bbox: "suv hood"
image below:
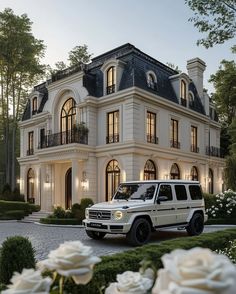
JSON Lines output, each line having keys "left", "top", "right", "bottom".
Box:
{"left": 89, "top": 200, "right": 150, "bottom": 210}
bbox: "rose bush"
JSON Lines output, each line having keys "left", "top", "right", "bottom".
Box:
{"left": 105, "top": 268, "right": 154, "bottom": 294}
{"left": 152, "top": 247, "right": 236, "bottom": 294}
{"left": 38, "top": 240, "right": 101, "bottom": 285}
{"left": 2, "top": 268, "right": 52, "bottom": 294}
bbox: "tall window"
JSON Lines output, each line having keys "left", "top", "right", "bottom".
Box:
{"left": 170, "top": 163, "right": 180, "bottom": 179}
{"left": 209, "top": 168, "right": 214, "bottom": 194}
{"left": 170, "top": 119, "right": 180, "bottom": 148}
{"left": 32, "top": 97, "right": 37, "bottom": 115}
{"left": 191, "top": 126, "right": 198, "bottom": 153}
{"left": 27, "top": 168, "right": 35, "bottom": 202}
{"left": 106, "top": 160, "right": 120, "bottom": 201}
{"left": 180, "top": 80, "right": 187, "bottom": 106}
{"left": 61, "top": 98, "right": 76, "bottom": 144}
{"left": 106, "top": 110, "right": 119, "bottom": 144}
{"left": 106, "top": 66, "right": 115, "bottom": 94}
{"left": 189, "top": 92, "right": 194, "bottom": 107}
{"left": 147, "top": 73, "right": 155, "bottom": 89}
{"left": 144, "top": 160, "right": 157, "bottom": 180}
{"left": 27, "top": 131, "right": 34, "bottom": 155}
{"left": 191, "top": 166, "right": 198, "bottom": 181}
{"left": 147, "top": 111, "right": 158, "bottom": 144}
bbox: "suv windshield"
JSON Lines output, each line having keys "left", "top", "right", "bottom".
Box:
{"left": 114, "top": 183, "right": 157, "bottom": 201}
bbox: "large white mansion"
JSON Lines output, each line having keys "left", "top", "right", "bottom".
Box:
{"left": 18, "top": 44, "right": 225, "bottom": 211}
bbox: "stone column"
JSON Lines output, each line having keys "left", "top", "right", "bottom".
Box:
{"left": 71, "top": 158, "right": 79, "bottom": 204}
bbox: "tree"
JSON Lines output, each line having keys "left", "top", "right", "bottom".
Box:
{"left": 209, "top": 60, "right": 236, "bottom": 126}
{"left": 186, "top": 0, "right": 236, "bottom": 48}
{"left": 0, "top": 8, "right": 45, "bottom": 189}
{"left": 68, "top": 44, "right": 92, "bottom": 66}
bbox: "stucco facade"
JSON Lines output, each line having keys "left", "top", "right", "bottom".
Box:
{"left": 18, "top": 44, "right": 225, "bottom": 211}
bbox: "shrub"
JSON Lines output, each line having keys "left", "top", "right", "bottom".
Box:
{"left": 0, "top": 236, "right": 36, "bottom": 284}
{"left": 40, "top": 218, "right": 81, "bottom": 225}
{"left": 203, "top": 193, "right": 216, "bottom": 210}
{"left": 79, "top": 198, "right": 94, "bottom": 220}
{"left": 206, "top": 218, "right": 236, "bottom": 225}
{"left": 51, "top": 206, "right": 66, "bottom": 218}
{"left": 216, "top": 240, "right": 236, "bottom": 263}
{"left": 4, "top": 210, "right": 25, "bottom": 220}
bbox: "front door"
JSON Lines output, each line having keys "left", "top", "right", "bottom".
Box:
{"left": 65, "top": 168, "right": 72, "bottom": 209}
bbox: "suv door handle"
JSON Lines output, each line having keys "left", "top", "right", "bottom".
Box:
{"left": 171, "top": 208, "right": 175, "bottom": 210}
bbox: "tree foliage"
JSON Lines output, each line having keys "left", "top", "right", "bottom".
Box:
{"left": 186, "top": 0, "right": 236, "bottom": 48}
{"left": 209, "top": 60, "right": 236, "bottom": 126}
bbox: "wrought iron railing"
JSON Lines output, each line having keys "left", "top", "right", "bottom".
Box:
{"left": 106, "top": 84, "right": 115, "bottom": 95}
{"left": 191, "top": 145, "right": 199, "bottom": 153}
{"left": 32, "top": 110, "right": 37, "bottom": 116}
{"left": 106, "top": 134, "right": 119, "bottom": 144}
{"left": 27, "top": 149, "right": 34, "bottom": 156}
{"left": 181, "top": 98, "right": 187, "bottom": 107}
{"left": 147, "top": 134, "right": 159, "bottom": 144}
{"left": 38, "top": 129, "right": 88, "bottom": 149}
{"left": 206, "top": 146, "right": 224, "bottom": 158}
{"left": 170, "top": 140, "right": 180, "bottom": 149}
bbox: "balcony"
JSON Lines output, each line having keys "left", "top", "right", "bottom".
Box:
{"left": 206, "top": 146, "right": 224, "bottom": 158}
{"left": 32, "top": 110, "right": 37, "bottom": 116}
{"left": 106, "top": 84, "right": 115, "bottom": 95}
{"left": 27, "top": 149, "right": 34, "bottom": 156}
{"left": 38, "top": 129, "right": 88, "bottom": 149}
{"left": 106, "top": 134, "right": 119, "bottom": 144}
{"left": 170, "top": 140, "right": 180, "bottom": 149}
{"left": 181, "top": 98, "right": 187, "bottom": 107}
{"left": 191, "top": 145, "right": 199, "bottom": 153}
{"left": 147, "top": 134, "right": 159, "bottom": 144}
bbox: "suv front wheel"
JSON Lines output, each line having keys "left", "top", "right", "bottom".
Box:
{"left": 186, "top": 213, "right": 204, "bottom": 236}
{"left": 126, "top": 218, "right": 151, "bottom": 246}
{"left": 86, "top": 230, "right": 106, "bottom": 240}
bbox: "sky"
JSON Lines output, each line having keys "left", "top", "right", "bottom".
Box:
{"left": 0, "top": 0, "right": 235, "bottom": 94}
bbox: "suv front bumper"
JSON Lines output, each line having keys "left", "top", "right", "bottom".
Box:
{"left": 83, "top": 219, "right": 131, "bottom": 234}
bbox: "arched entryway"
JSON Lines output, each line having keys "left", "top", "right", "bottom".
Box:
{"left": 209, "top": 168, "right": 214, "bottom": 194}
{"left": 106, "top": 160, "right": 120, "bottom": 201}
{"left": 191, "top": 166, "right": 199, "bottom": 181}
{"left": 170, "top": 163, "right": 180, "bottom": 179}
{"left": 65, "top": 168, "right": 72, "bottom": 209}
{"left": 27, "top": 168, "right": 35, "bottom": 203}
{"left": 144, "top": 160, "right": 157, "bottom": 180}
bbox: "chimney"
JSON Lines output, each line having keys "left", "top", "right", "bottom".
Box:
{"left": 186, "top": 58, "right": 206, "bottom": 101}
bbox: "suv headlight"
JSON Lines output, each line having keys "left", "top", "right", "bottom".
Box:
{"left": 85, "top": 209, "right": 89, "bottom": 219}
{"left": 114, "top": 210, "right": 123, "bottom": 220}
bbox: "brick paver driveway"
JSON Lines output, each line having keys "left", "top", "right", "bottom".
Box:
{"left": 0, "top": 222, "right": 234, "bottom": 260}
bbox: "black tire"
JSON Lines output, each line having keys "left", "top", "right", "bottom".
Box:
{"left": 86, "top": 230, "right": 106, "bottom": 240}
{"left": 126, "top": 218, "right": 151, "bottom": 246}
{"left": 186, "top": 213, "right": 204, "bottom": 236}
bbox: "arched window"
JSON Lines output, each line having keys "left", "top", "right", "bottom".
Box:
{"left": 27, "top": 168, "right": 35, "bottom": 202}
{"left": 209, "top": 168, "right": 214, "bottom": 194}
{"left": 180, "top": 80, "right": 187, "bottom": 106}
{"left": 32, "top": 97, "right": 37, "bottom": 115}
{"left": 170, "top": 163, "right": 180, "bottom": 179}
{"left": 60, "top": 98, "right": 76, "bottom": 144}
{"left": 106, "top": 160, "right": 120, "bottom": 201}
{"left": 147, "top": 73, "right": 156, "bottom": 89}
{"left": 106, "top": 66, "right": 115, "bottom": 94}
{"left": 144, "top": 160, "right": 157, "bottom": 180}
{"left": 191, "top": 166, "right": 198, "bottom": 181}
{"left": 189, "top": 92, "right": 194, "bottom": 107}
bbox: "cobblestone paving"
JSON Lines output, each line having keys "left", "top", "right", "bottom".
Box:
{"left": 0, "top": 222, "right": 234, "bottom": 261}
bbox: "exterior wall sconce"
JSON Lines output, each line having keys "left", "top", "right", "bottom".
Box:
{"left": 164, "top": 174, "right": 169, "bottom": 179}
{"left": 45, "top": 173, "right": 49, "bottom": 183}
{"left": 81, "top": 171, "right": 89, "bottom": 191}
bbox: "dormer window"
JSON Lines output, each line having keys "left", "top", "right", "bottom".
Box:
{"left": 32, "top": 97, "right": 37, "bottom": 115}
{"left": 106, "top": 66, "right": 115, "bottom": 95}
{"left": 146, "top": 71, "right": 157, "bottom": 90}
{"left": 180, "top": 80, "right": 187, "bottom": 107}
{"left": 189, "top": 92, "right": 194, "bottom": 108}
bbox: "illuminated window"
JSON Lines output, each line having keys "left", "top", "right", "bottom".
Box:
{"left": 191, "top": 126, "right": 198, "bottom": 153}
{"left": 106, "top": 110, "right": 119, "bottom": 144}
{"left": 170, "top": 119, "right": 180, "bottom": 148}
{"left": 191, "top": 166, "right": 198, "bottom": 181}
{"left": 106, "top": 66, "right": 115, "bottom": 94}
{"left": 170, "top": 163, "right": 180, "bottom": 179}
{"left": 180, "top": 80, "right": 187, "bottom": 106}
{"left": 144, "top": 160, "right": 156, "bottom": 180}
{"left": 209, "top": 168, "right": 214, "bottom": 194}
{"left": 147, "top": 111, "right": 158, "bottom": 144}
{"left": 60, "top": 98, "right": 76, "bottom": 144}
{"left": 32, "top": 97, "right": 37, "bottom": 115}
{"left": 27, "top": 131, "right": 34, "bottom": 155}
{"left": 106, "top": 160, "right": 120, "bottom": 201}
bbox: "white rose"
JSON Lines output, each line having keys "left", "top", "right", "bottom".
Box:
{"left": 37, "top": 240, "right": 101, "bottom": 285}
{"left": 2, "top": 268, "right": 52, "bottom": 294}
{"left": 152, "top": 247, "right": 236, "bottom": 294}
{"left": 105, "top": 268, "right": 154, "bottom": 294}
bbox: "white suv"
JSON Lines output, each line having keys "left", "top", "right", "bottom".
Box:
{"left": 83, "top": 180, "right": 207, "bottom": 246}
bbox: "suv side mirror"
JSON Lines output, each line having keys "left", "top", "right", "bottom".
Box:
{"left": 157, "top": 195, "right": 169, "bottom": 204}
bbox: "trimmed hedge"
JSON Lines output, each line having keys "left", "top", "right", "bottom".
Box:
{"left": 63, "top": 228, "right": 236, "bottom": 293}
{"left": 4, "top": 210, "right": 26, "bottom": 220}
{"left": 40, "top": 218, "right": 81, "bottom": 225}
{"left": 0, "top": 201, "right": 40, "bottom": 220}
{"left": 206, "top": 218, "right": 236, "bottom": 225}
{"left": 203, "top": 193, "right": 216, "bottom": 210}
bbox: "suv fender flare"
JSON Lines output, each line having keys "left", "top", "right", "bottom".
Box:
{"left": 187, "top": 209, "right": 204, "bottom": 223}
{"left": 128, "top": 214, "right": 153, "bottom": 229}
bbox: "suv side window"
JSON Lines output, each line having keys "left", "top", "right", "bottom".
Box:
{"left": 175, "top": 185, "right": 187, "bottom": 200}
{"left": 189, "top": 185, "right": 203, "bottom": 200}
{"left": 158, "top": 185, "right": 173, "bottom": 201}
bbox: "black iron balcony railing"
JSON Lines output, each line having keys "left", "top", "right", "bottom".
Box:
{"left": 106, "top": 134, "right": 119, "bottom": 144}
{"left": 206, "top": 146, "right": 224, "bottom": 158}
{"left": 32, "top": 110, "right": 37, "bottom": 116}
{"left": 147, "top": 134, "right": 159, "bottom": 144}
{"left": 27, "top": 149, "right": 34, "bottom": 156}
{"left": 38, "top": 129, "right": 88, "bottom": 149}
{"left": 106, "top": 84, "right": 115, "bottom": 95}
{"left": 191, "top": 145, "right": 199, "bottom": 153}
{"left": 181, "top": 98, "right": 187, "bottom": 107}
{"left": 170, "top": 140, "right": 180, "bottom": 149}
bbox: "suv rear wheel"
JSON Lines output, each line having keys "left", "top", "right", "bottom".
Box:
{"left": 126, "top": 218, "right": 151, "bottom": 246}
{"left": 86, "top": 230, "right": 106, "bottom": 240}
{"left": 186, "top": 213, "right": 204, "bottom": 236}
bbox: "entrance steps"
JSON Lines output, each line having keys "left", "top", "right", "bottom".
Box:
{"left": 21, "top": 211, "right": 50, "bottom": 223}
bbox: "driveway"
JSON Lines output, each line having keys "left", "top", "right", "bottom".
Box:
{"left": 0, "top": 222, "right": 234, "bottom": 260}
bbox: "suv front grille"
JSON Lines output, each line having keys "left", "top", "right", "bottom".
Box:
{"left": 89, "top": 210, "right": 111, "bottom": 220}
